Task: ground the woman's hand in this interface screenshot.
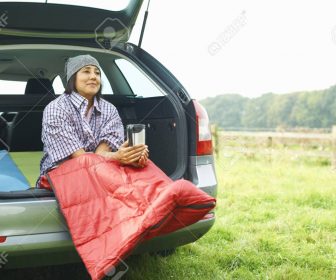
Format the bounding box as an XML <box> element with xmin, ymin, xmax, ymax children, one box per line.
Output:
<box><xmin>132</xmin><ymin>146</ymin><xmax>149</xmax><ymax>168</ymax></box>
<box><xmin>110</xmin><ymin>141</ymin><xmax>148</xmax><ymax>167</ymax></box>
<box><xmin>96</xmin><ymin>141</ymin><xmax>149</xmax><ymax>167</ymax></box>
<box><xmin>115</xmin><ymin>141</ymin><xmax>146</xmax><ymax>164</ymax></box>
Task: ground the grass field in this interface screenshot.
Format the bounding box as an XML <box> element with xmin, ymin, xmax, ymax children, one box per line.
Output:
<box><xmin>122</xmin><ymin>150</ymin><xmax>336</xmax><ymax>280</ymax></box>
<box><xmin>5</xmin><ymin>146</ymin><xmax>336</xmax><ymax>279</ymax></box>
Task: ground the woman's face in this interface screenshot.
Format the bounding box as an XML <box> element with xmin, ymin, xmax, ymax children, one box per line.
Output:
<box><xmin>75</xmin><ymin>65</ymin><xmax>101</xmax><ymax>99</ymax></box>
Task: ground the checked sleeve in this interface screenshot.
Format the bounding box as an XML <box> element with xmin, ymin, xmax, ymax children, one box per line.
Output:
<box><xmin>42</xmin><ymin>104</ymin><xmax>84</xmax><ymax>164</ymax></box>
<box><xmin>98</xmin><ymin>105</ymin><xmax>124</xmax><ymax>151</ymax></box>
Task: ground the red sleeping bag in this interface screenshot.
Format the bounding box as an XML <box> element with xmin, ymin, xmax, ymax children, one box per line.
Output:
<box><xmin>45</xmin><ymin>154</ymin><xmax>216</xmax><ymax>280</ymax></box>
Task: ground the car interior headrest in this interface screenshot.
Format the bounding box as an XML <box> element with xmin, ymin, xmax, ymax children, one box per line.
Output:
<box><xmin>24</xmin><ymin>78</ymin><xmax>55</xmax><ymax>95</ymax></box>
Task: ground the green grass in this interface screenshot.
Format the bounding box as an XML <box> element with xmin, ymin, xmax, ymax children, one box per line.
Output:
<box><xmin>8</xmin><ymin>150</ymin><xmax>336</xmax><ymax>279</ymax></box>
<box><xmin>122</xmin><ymin>151</ymin><xmax>336</xmax><ymax>280</ymax></box>
<box><xmin>10</xmin><ymin>151</ymin><xmax>42</xmax><ymax>187</ymax></box>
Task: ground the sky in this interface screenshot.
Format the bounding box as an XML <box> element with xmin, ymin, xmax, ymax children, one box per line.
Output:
<box><xmin>127</xmin><ymin>0</ymin><xmax>336</xmax><ymax>100</ymax></box>
<box><xmin>2</xmin><ymin>0</ymin><xmax>336</xmax><ymax>100</ymax></box>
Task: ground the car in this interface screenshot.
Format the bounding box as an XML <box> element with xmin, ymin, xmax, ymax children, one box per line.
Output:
<box><xmin>0</xmin><ymin>0</ymin><xmax>217</xmax><ymax>271</ymax></box>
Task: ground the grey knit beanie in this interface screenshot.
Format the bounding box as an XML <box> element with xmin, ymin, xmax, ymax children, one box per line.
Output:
<box><xmin>65</xmin><ymin>54</ymin><xmax>101</xmax><ymax>82</ymax></box>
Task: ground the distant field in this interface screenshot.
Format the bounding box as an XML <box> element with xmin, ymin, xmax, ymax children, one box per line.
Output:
<box><xmin>6</xmin><ymin>139</ymin><xmax>336</xmax><ymax>279</ymax></box>
<box><xmin>214</xmin><ymin>130</ymin><xmax>334</xmax><ymax>167</ymax></box>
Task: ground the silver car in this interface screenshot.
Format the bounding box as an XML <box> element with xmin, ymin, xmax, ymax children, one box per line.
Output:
<box><xmin>0</xmin><ymin>0</ymin><xmax>217</xmax><ymax>270</ymax></box>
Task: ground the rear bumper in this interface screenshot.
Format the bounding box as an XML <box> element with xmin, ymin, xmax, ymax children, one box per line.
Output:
<box><xmin>133</xmin><ymin>213</ymin><xmax>215</xmax><ymax>254</ymax></box>
<box><xmin>0</xmin><ymin>214</ymin><xmax>215</xmax><ymax>269</ymax></box>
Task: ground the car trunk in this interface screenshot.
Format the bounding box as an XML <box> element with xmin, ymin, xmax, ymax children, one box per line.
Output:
<box><xmin>0</xmin><ymin>92</ymin><xmax>188</xmax><ymax>237</ymax></box>
<box><xmin>0</xmin><ymin>0</ymin><xmax>196</xmax><ymax>241</ymax></box>
<box><xmin>0</xmin><ymin>0</ymin><xmax>192</xmax><ymax>235</ymax></box>
<box><xmin>112</xmin><ymin>96</ymin><xmax>179</xmax><ymax>176</ymax></box>
<box><xmin>0</xmin><ymin>94</ymin><xmax>184</xmax><ymax>181</ymax></box>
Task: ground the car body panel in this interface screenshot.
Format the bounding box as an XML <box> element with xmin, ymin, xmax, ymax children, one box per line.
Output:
<box><xmin>0</xmin><ymin>1</ymin><xmax>143</xmax><ymax>44</ymax></box>
<box><xmin>0</xmin><ymin>199</ymin><xmax>66</xmax><ymax>236</ymax></box>
<box><xmin>189</xmin><ymin>155</ymin><xmax>218</xmax><ymax>198</ymax></box>
<box><xmin>0</xmin><ymin>214</ymin><xmax>215</xmax><ymax>269</ymax></box>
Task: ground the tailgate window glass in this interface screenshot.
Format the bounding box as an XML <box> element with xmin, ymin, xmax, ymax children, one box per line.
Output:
<box><xmin>0</xmin><ymin>80</ymin><xmax>26</xmax><ymax>95</ymax></box>
<box><xmin>52</xmin><ymin>76</ymin><xmax>64</xmax><ymax>95</ymax></box>
<box><xmin>101</xmin><ymin>70</ymin><xmax>114</xmax><ymax>95</ymax></box>
<box><xmin>115</xmin><ymin>59</ymin><xmax>165</xmax><ymax>98</ymax></box>
<box><xmin>52</xmin><ymin>70</ymin><xmax>113</xmax><ymax>95</ymax></box>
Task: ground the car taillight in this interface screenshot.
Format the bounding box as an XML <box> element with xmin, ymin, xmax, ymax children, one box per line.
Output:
<box><xmin>0</xmin><ymin>236</ymin><xmax>6</xmax><ymax>243</ymax></box>
<box><xmin>193</xmin><ymin>100</ymin><xmax>213</xmax><ymax>155</ymax></box>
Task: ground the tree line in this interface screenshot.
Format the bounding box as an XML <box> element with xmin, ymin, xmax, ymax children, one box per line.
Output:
<box><xmin>200</xmin><ymin>85</ymin><xmax>336</xmax><ymax>130</ymax></box>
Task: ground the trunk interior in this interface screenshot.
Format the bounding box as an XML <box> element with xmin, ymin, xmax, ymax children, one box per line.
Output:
<box><xmin>0</xmin><ymin>95</ymin><xmax>180</xmax><ymax>193</ymax></box>
<box><xmin>0</xmin><ymin>46</ymin><xmax>188</xmax><ymax>196</ymax></box>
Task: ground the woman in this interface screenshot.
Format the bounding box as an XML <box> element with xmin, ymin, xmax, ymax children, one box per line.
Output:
<box><xmin>38</xmin><ymin>54</ymin><xmax>148</xmax><ymax>187</ymax></box>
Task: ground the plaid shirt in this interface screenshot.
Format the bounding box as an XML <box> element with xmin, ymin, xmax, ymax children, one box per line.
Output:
<box><xmin>38</xmin><ymin>92</ymin><xmax>124</xmax><ymax>185</ymax></box>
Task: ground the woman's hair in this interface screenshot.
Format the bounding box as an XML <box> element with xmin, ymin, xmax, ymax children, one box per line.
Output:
<box><xmin>64</xmin><ymin>73</ymin><xmax>103</xmax><ymax>99</ymax></box>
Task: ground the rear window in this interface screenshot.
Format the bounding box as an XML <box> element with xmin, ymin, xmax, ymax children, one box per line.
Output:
<box><xmin>0</xmin><ymin>80</ymin><xmax>26</xmax><ymax>95</ymax></box>
<box><xmin>115</xmin><ymin>59</ymin><xmax>165</xmax><ymax>98</ymax></box>
<box><xmin>101</xmin><ymin>70</ymin><xmax>114</xmax><ymax>95</ymax></box>
<box><xmin>47</xmin><ymin>69</ymin><xmax>114</xmax><ymax>95</ymax></box>
<box><xmin>52</xmin><ymin>76</ymin><xmax>64</xmax><ymax>95</ymax></box>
